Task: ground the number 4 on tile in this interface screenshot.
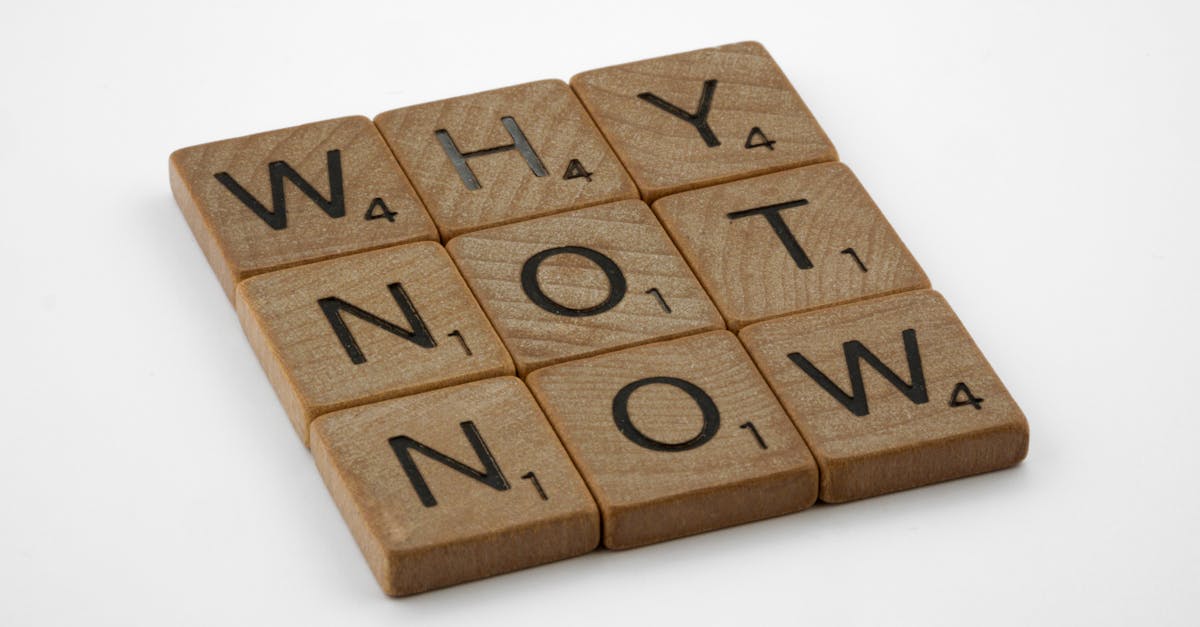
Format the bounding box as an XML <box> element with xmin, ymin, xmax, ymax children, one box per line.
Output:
<box><xmin>364</xmin><ymin>197</ymin><xmax>398</xmax><ymax>222</ymax></box>
<box><xmin>744</xmin><ymin>127</ymin><xmax>776</xmax><ymax>151</ymax></box>
<box><xmin>949</xmin><ymin>382</ymin><xmax>984</xmax><ymax>410</ymax></box>
<box><xmin>562</xmin><ymin>159</ymin><xmax>593</xmax><ymax>182</ymax></box>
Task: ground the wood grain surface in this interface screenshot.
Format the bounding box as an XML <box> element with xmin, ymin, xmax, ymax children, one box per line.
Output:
<box><xmin>653</xmin><ymin>162</ymin><xmax>930</xmax><ymax>329</ymax></box>
<box><xmin>311</xmin><ymin>377</ymin><xmax>599</xmax><ymax>596</ymax></box>
<box><xmin>447</xmin><ymin>200</ymin><xmax>724</xmax><ymax>374</ymax></box>
<box><xmin>166</xmin><ymin>41</ymin><xmax>1033</xmax><ymax>596</ymax></box>
<box><xmin>571</xmin><ymin>41</ymin><xmax>837</xmax><ymax>201</ymax></box>
<box><xmin>170</xmin><ymin>116</ymin><xmax>436</xmax><ymax>300</ymax></box>
<box><xmin>526</xmin><ymin>331</ymin><xmax>818</xmax><ymax>549</ymax></box>
<box><xmin>236</xmin><ymin>241</ymin><xmax>512</xmax><ymax>444</ymax></box>
<box><xmin>739</xmin><ymin>290</ymin><xmax>1029</xmax><ymax>503</ymax></box>
<box><xmin>376</xmin><ymin>80</ymin><xmax>638</xmax><ymax>239</ymax></box>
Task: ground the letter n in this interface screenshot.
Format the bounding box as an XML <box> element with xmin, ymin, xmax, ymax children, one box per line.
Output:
<box><xmin>318</xmin><ymin>282</ymin><xmax>436</xmax><ymax>365</ymax></box>
<box><xmin>388</xmin><ymin>421</ymin><xmax>510</xmax><ymax>507</ymax></box>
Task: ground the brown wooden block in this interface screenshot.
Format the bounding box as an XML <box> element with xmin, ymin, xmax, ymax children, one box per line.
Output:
<box><xmin>236</xmin><ymin>241</ymin><xmax>512</xmax><ymax>445</ymax></box>
<box><xmin>446</xmin><ymin>200</ymin><xmax>724</xmax><ymax>375</ymax></box>
<box><xmin>739</xmin><ymin>290</ymin><xmax>1029</xmax><ymax>503</ymax></box>
<box><xmin>375</xmin><ymin>80</ymin><xmax>639</xmax><ymax>239</ymax></box>
<box><xmin>170</xmin><ymin>116</ymin><xmax>437</xmax><ymax>300</ymax></box>
<box><xmin>571</xmin><ymin>41</ymin><xmax>837</xmax><ymax>201</ymax></box>
<box><xmin>526</xmin><ymin>331</ymin><xmax>817</xmax><ymax>549</ymax></box>
<box><xmin>311</xmin><ymin>377</ymin><xmax>599</xmax><ymax>596</ymax></box>
<box><xmin>653</xmin><ymin>162</ymin><xmax>930</xmax><ymax>330</ymax></box>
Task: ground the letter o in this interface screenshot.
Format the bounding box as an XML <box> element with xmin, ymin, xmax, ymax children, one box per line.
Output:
<box><xmin>611</xmin><ymin>376</ymin><xmax>720</xmax><ymax>452</ymax></box>
<box><xmin>520</xmin><ymin>246</ymin><xmax>626</xmax><ymax>317</ymax></box>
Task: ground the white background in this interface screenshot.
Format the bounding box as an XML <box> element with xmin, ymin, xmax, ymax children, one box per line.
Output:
<box><xmin>2</xmin><ymin>1</ymin><xmax>1197</xmax><ymax>624</ymax></box>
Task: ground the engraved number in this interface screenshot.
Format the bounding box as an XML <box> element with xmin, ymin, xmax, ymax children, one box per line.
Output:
<box><xmin>521</xmin><ymin>471</ymin><xmax>548</xmax><ymax>500</ymax></box>
<box><xmin>447</xmin><ymin>330</ymin><xmax>472</xmax><ymax>356</ymax></box>
<box><xmin>744</xmin><ymin>127</ymin><xmax>776</xmax><ymax>151</ymax></box>
<box><xmin>739</xmin><ymin>421</ymin><xmax>768</xmax><ymax>449</ymax></box>
<box><xmin>840</xmin><ymin>247</ymin><xmax>868</xmax><ymax>272</ymax></box>
<box><xmin>949</xmin><ymin>382</ymin><xmax>984</xmax><ymax>410</ymax></box>
<box><xmin>563</xmin><ymin>159</ymin><xmax>593</xmax><ymax>182</ymax></box>
<box><xmin>364</xmin><ymin>197</ymin><xmax>398</xmax><ymax>222</ymax></box>
<box><xmin>646</xmin><ymin>287</ymin><xmax>672</xmax><ymax>313</ymax></box>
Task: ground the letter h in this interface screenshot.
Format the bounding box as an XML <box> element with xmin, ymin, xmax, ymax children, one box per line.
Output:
<box><xmin>435</xmin><ymin>117</ymin><xmax>548</xmax><ymax>190</ymax></box>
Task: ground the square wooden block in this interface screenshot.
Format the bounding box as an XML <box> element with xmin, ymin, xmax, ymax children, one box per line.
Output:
<box><xmin>311</xmin><ymin>377</ymin><xmax>599</xmax><ymax>596</ymax></box>
<box><xmin>739</xmin><ymin>290</ymin><xmax>1029</xmax><ymax>503</ymax></box>
<box><xmin>653</xmin><ymin>162</ymin><xmax>930</xmax><ymax>330</ymax></box>
<box><xmin>527</xmin><ymin>330</ymin><xmax>818</xmax><ymax>549</ymax></box>
<box><xmin>446</xmin><ymin>200</ymin><xmax>724</xmax><ymax>375</ymax></box>
<box><xmin>236</xmin><ymin>241</ymin><xmax>512</xmax><ymax>445</ymax></box>
<box><xmin>375</xmin><ymin>80</ymin><xmax>639</xmax><ymax>239</ymax></box>
<box><xmin>571</xmin><ymin>41</ymin><xmax>837</xmax><ymax>201</ymax></box>
<box><xmin>170</xmin><ymin>116</ymin><xmax>437</xmax><ymax>300</ymax></box>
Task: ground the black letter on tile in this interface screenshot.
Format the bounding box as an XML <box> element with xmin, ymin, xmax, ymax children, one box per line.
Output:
<box><xmin>727</xmin><ymin>199</ymin><xmax>813</xmax><ymax>270</ymax></box>
<box><xmin>435</xmin><ymin>117</ymin><xmax>548</xmax><ymax>190</ymax></box>
<box><xmin>389</xmin><ymin>421</ymin><xmax>510</xmax><ymax>508</ymax></box>
<box><xmin>787</xmin><ymin>328</ymin><xmax>929</xmax><ymax>417</ymax></box>
<box><xmin>215</xmin><ymin>149</ymin><xmax>346</xmax><ymax>231</ymax></box>
<box><xmin>612</xmin><ymin>377</ymin><xmax>720</xmax><ymax>452</ymax></box>
<box><xmin>318</xmin><ymin>282</ymin><xmax>437</xmax><ymax>365</ymax></box>
<box><xmin>520</xmin><ymin>246</ymin><xmax>627</xmax><ymax>317</ymax></box>
<box><xmin>638</xmin><ymin>79</ymin><xmax>721</xmax><ymax>147</ymax></box>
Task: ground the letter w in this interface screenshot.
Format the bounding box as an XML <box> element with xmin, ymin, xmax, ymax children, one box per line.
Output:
<box><xmin>787</xmin><ymin>329</ymin><xmax>928</xmax><ymax>417</ymax></box>
<box><xmin>389</xmin><ymin>421</ymin><xmax>510</xmax><ymax>508</ymax></box>
<box><xmin>214</xmin><ymin>149</ymin><xmax>346</xmax><ymax>231</ymax></box>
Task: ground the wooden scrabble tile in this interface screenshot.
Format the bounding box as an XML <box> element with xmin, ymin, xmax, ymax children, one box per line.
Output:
<box><xmin>571</xmin><ymin>41</ymin><xmax>837</xmax><ymax>201</ymax></box>
<box><xmin>526</xmin><ymin>330</ymin><xmax>818</xmax><ymax>549</ymax></box>
<box><xmin>652</xmin><ymin>162</ymin><xmax>930</xmax><ymax>330</ymax></box>
<box><xmin>236</xmin><ymin>241</ymin><xmax>512</xmax><ymax>445</ymax></box>
<box><xmin>739</xmin><ymin>290</ymin><xmax>1029</xmax><ymax>503</ymax></box>
<box><xmin>375</xmin><ymin>80</ymin><xmax>639</xmax><ymax>239</ymax></box>
<box><xmin>311</xmin><ymin>377</ymin><xmax>599</xmax><ymax>596</ymax></box>
<box><xmin>170</xmin><ymin>116</ymin><xmax>437</xmax><ymax>300</ymax></box>
<box><xmin>446</xmin><ymin>200</ymin><xmax>724</xmax><ymax>375</ymax></box>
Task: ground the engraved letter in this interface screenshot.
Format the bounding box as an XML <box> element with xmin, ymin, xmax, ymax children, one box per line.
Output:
<box><xmin>435</xmin><ymin>117</ymin><xmax>548</xmax><ymax>190</ymax></box>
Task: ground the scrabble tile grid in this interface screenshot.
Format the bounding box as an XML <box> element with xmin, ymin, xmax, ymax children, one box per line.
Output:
<box><xmin>170</xmin><ymin>41</ymin><xmax>1029</xmax><ymax>597</ymax></box>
